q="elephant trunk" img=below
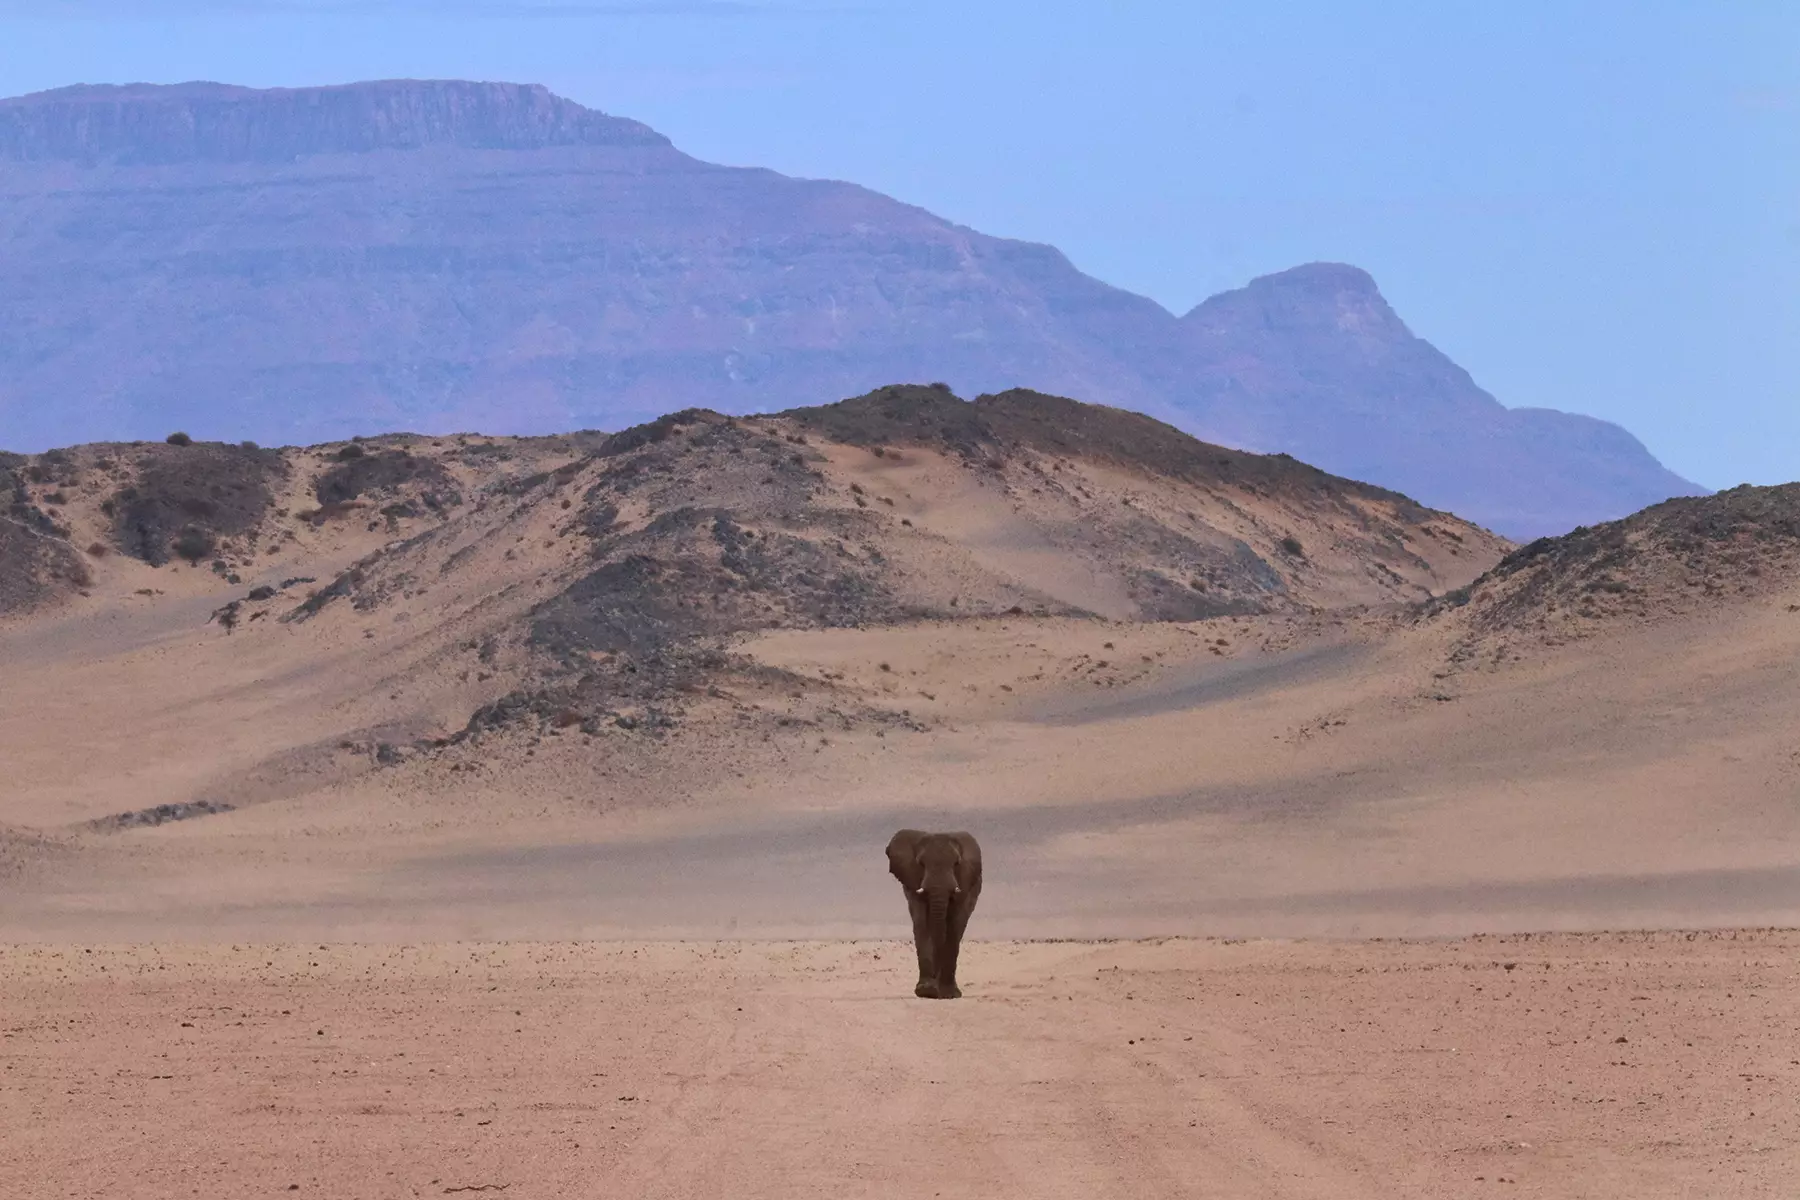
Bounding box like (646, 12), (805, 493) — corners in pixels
(926, 888), (950, 979)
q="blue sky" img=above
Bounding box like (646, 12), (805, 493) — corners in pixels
(1, 1), (1794, 488)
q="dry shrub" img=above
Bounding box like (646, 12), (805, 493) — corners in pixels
(296, 500), (367, 524)
(173, 526), (216, 565)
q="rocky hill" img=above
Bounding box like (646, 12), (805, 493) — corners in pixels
(0, 387), (1505, 758)
(0, 80), (1701, 539)
(1423, 482), (1800, 659)
(0, 451), (92, 614)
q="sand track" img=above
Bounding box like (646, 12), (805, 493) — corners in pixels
(5, 933), (1796, 1199)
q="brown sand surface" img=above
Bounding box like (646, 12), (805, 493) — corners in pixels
(5, 933), (1798, 1199)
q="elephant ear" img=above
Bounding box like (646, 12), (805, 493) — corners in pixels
(886, 829), (927, 890)
(951, 831), (983, 889)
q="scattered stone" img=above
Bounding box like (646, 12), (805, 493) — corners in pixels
(87, 800), (235, 831)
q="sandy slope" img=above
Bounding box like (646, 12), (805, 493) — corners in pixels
(7, 578), (1799, 942)
(5, 933), (1797, 1199)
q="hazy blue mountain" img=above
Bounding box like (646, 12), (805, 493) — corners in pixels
(0, 80), (1702, 537)
(1156, 263), (1703, 538)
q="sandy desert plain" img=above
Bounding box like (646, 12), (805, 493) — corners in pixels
(3, 388), (1799, 1196)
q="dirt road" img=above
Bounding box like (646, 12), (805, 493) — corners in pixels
(6, 932), (1797, 1199)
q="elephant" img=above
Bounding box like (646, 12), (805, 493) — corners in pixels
(885, 829), (983, 999)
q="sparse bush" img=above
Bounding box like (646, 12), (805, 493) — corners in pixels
(336, 444), (365, 461)
(1279, 535), (1305, 558)
(1438, 585), (1473, 608)
(296, 500), (365, 524)
(85, 542), (108, 557)
(240, 440), (260, 451)
(165, 432), (192, 447)
(210, 599), (241, 634)
(173, 525), (216, 565)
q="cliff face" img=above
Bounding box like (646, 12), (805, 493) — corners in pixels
(0, 80), (1703, 538)
(0, 80), (669, 163)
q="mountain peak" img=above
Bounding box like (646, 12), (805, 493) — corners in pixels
(0, 79), (671, 164)
(1182, 261), (1409, 340)
(1251, 261), (1382, 295)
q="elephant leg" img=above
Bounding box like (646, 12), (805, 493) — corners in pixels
(906, 892), (938, 998)
(938, 896), (976, 999)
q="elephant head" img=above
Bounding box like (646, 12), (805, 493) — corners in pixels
(886, 829), (983, 998)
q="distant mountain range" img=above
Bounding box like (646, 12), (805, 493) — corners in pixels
(0, 79), (1702, 538)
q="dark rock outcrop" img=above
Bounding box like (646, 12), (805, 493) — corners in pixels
(107, 441), (287, 566)
(0, 452), (88, 613)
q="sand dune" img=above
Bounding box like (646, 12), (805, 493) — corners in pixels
(7, 571), (1799, 941)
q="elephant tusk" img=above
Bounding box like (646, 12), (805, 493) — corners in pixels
(915, 887), (925, 894)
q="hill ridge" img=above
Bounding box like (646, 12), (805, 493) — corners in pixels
(1426, 481), (1800, 657)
